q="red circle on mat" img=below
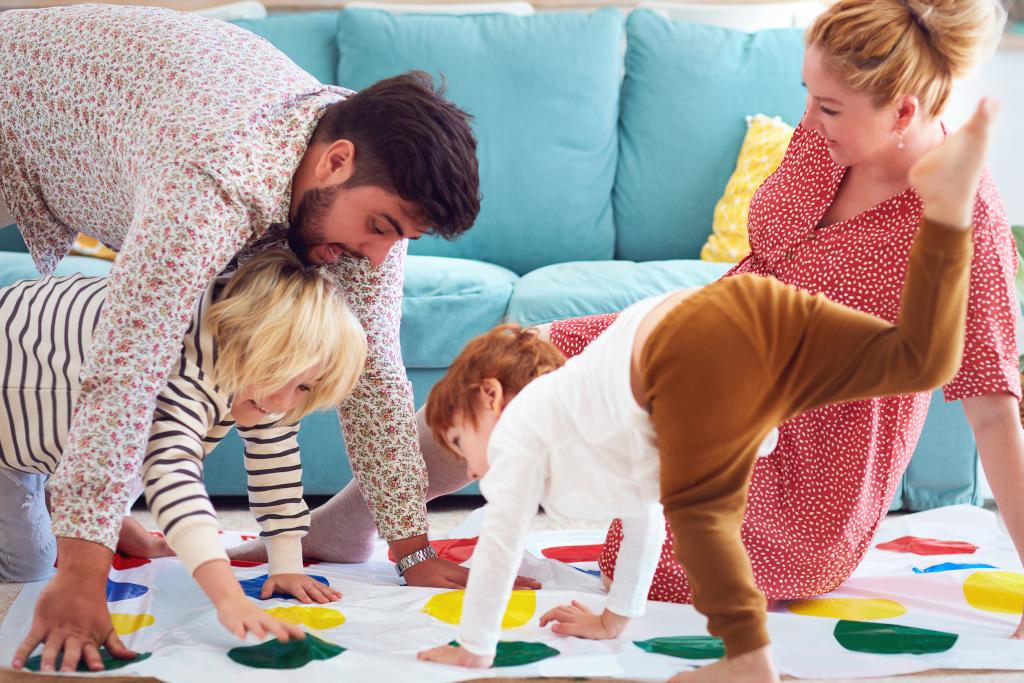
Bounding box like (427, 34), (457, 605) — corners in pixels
(875, 536), (978, 556)
(387, 538), (479, 564)
(111, 554), (152, 570)
(541, 544), (604, 563)
(231, 559), (264, 568)
(230, 559), (318, 567)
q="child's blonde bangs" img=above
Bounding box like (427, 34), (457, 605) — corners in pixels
(205, 250), (367, 424)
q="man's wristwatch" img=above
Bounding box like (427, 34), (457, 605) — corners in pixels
(395, 545), (438, 577)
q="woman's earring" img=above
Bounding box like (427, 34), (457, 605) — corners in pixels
(897, 129), (905, 150)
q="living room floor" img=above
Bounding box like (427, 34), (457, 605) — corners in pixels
(0, 498), (1020, 683)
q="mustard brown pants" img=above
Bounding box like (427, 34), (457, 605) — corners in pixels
(641, 217), (972, 656)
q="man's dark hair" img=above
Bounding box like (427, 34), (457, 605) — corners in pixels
(314, 71), (481, 239)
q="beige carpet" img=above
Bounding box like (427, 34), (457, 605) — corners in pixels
(1, 498), (1021, 683)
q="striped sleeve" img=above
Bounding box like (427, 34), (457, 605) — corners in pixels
(142, 373), (226, 576)
(239, 421), (308, 576)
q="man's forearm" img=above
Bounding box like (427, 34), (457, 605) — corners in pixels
(54, 537), (113, 589)
(389, 534), (430, 561)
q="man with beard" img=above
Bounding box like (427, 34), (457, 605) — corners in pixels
(0, 5), (480, 673)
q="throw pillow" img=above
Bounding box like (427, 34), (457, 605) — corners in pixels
(700, 114), (794, 263)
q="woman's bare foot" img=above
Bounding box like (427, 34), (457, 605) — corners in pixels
(908, 97), (999, 230)
(226, 538), (269, 563)
(530, 322), (553, 344)
(668, 645), (778, 683)
(117, 516), (174, 559)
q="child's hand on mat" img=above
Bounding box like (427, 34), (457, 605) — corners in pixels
(1014, 613), (1023, 640)
(216, 595), (306, 642)
(539, 601), (629, 639)
(417, 643), (493, 668)
(260, 574), (342, 603)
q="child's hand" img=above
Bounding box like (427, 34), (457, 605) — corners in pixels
(260, 574), (341, 603)
(417, 644), (493, 668)
(539, 601), (629, 639)
(216, 595), (305, 642)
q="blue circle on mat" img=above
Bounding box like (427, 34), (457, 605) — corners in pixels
(912, 562), (996, 574)
(106, 579), (149, 602)
(239, 574), (330, 600)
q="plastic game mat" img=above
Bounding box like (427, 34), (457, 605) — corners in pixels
(1, 504), (1022, 680)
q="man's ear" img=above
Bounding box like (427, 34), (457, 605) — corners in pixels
(315, 139), (356, 185)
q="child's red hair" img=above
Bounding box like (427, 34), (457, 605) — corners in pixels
(425, 324), (565, 455)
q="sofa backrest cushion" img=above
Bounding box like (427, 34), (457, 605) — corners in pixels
(336, 8), (624, 275)
(614, 10), (806, 262)
(232, 11), (342, 85)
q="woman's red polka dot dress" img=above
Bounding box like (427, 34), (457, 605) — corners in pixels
(550, 124), (1019, 603)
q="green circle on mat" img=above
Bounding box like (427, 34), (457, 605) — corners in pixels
(833, 620), (958, 655)
(633, 636), (725, 660)
(449, 640), (560, 667)
(26, 648), (151, 672)
(228, 633), (345, 669)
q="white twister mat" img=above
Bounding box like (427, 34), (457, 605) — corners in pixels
(2, 504), (1023, 680)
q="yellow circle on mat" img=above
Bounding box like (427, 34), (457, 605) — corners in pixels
(263, 606), (346, 630)
(422, 590), (536, 628)
(788, 598), (907, 621)
(111, 613), (155, 635)
(963, 571), (1024, 614)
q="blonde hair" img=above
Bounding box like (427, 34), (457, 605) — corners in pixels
(806, 0), (1006, 118)
(204, 249), (367, 423)
(425, 324), (565, 456)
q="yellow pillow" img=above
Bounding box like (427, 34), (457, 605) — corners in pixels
(70, 233), (118, 261)
(700, 114), (794, 263)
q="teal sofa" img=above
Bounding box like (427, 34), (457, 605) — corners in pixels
(0, 8), (981, 510)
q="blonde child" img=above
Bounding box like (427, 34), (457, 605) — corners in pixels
(0, 248), (366, 647)
(417, 99), (998, 682)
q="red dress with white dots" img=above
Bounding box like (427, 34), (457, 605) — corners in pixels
(551, 124), (1019, 603)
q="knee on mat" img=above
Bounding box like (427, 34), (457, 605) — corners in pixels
(0, 536), (56, 583)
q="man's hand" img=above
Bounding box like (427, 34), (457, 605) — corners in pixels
(417, 643), (493, 668)
(401, 556), (541, 590)
(390, 534), (541, 589)
(12, 538), (136, 673)
(539, 601), (629, 639)
(260, 574), (341, 604)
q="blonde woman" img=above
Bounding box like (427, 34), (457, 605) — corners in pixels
(548, 0), (1024, 637)
(0, 249), (367, 655)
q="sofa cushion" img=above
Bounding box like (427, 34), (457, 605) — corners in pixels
(336, 8), (624, 275)
(402, 255), (518, 368)
(232, 11), (342, 85)
(0, 250), (113, 284)
(506, 258), (731, 325)
(0, 224), (27, 252)
(614, 11), (806, 262)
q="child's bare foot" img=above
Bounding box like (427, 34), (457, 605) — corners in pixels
(908, 97), (999, 230)
(117, 516), (174, 559)
(668, 645), (778, 683)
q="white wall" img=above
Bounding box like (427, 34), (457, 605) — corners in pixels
(945, 48), (1024, 225)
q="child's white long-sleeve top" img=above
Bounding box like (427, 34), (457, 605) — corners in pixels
(457, 292), (777, 656)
